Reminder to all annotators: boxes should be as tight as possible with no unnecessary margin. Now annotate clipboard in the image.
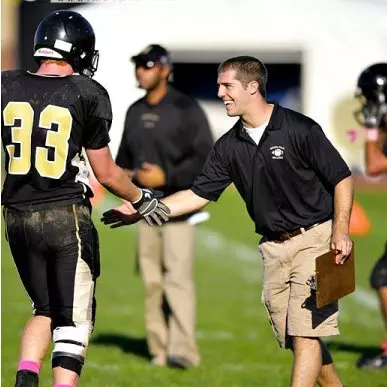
[315,246,355,309]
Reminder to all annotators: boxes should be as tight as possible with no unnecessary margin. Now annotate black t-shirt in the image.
[1,70,112,210]
[192,103,352,236]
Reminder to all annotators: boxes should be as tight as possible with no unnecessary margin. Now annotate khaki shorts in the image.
[259,220,339,348]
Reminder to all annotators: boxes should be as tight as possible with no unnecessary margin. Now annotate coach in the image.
[105,55,353,386]
[115,44,213,369]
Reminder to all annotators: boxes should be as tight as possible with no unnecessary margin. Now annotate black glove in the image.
[362,101,387,129]
[101,189,170,228]
[101,210,143,228]
[133,188,170,226]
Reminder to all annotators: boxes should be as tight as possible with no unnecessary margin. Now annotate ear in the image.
[248,80,259,95]
[161,66,171,80]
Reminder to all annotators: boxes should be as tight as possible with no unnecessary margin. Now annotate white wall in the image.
[77,0,387,171]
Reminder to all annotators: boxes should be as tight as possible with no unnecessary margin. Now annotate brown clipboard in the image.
[315,245,355,309]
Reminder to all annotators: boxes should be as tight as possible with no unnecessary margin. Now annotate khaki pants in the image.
[138,220,200,366]
[259,220,339,349]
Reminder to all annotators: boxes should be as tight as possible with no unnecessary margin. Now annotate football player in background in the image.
[354,63,387,370]
[1,10,169,387]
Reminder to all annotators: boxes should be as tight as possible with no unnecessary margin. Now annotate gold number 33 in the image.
[3,102,72,179]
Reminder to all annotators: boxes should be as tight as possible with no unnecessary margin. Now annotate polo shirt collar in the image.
[265,102,283,131]
[235,102,283,140]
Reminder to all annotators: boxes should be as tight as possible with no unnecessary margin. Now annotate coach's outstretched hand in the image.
[101,189,170,228]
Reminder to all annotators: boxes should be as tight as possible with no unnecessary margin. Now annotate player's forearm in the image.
[365,141,387,176]
[333,175,354,234]
[99,165,142,203]
[161,189,209,217]
[122,168,135,179]
[87,147,142,203]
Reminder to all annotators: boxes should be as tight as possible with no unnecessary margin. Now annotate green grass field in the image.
[2,189,387,386]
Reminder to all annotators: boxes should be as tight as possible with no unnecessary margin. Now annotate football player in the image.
[354,62,387,370]
[1,10,169,387]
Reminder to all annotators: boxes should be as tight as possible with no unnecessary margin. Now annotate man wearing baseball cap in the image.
[116,44,213,369]
[131,44,172,69]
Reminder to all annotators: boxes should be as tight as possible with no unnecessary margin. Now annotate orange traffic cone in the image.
[349,200,371,236]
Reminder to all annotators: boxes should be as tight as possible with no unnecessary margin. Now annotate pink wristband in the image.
[365,128,379,142]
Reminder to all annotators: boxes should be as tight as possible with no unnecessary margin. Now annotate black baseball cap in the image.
[131,44,172,69]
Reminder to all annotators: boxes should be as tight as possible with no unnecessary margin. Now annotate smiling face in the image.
[217,69,253,117]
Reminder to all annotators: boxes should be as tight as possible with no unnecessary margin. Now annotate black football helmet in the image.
[33,10,99,78]
[355,63,387,130]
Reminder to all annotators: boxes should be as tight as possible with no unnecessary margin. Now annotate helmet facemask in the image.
[75,49,99,78]
[354,87,387,130]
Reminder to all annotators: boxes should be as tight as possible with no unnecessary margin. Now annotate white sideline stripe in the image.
[95,204,378,312]
[197,228,259,264]
[350,288,379,309]
[196,227,379,311]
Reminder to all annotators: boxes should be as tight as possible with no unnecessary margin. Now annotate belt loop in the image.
[300,227,306,235]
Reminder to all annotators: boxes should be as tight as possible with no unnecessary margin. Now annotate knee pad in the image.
[370,254,387,289]
[52,324,92,375]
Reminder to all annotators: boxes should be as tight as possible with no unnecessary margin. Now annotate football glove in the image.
[133,188,170,225]
[101,189,170,228]
[101,209,143,228]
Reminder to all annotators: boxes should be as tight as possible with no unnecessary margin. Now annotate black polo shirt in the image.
[191,103,352,236]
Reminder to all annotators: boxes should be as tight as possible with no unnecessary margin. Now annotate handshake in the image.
[101,188,170,228]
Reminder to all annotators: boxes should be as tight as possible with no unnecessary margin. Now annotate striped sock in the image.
[17,360,41,374]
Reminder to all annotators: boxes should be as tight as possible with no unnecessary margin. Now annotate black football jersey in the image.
[1,70,112,210]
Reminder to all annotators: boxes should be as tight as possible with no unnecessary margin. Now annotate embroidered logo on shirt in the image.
[270,146,285,159]
[141,113,159,129]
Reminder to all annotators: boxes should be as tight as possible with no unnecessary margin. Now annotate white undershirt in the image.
[243,121,269,145]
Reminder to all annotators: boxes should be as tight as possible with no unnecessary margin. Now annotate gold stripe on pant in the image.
[138,220,200,366]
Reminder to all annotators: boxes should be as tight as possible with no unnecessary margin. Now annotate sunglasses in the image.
[135,61,160,70]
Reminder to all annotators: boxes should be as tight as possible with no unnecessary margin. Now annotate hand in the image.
[101,189,170,227]
[101,202,143,228]
[331,230,353,265]
[135,163,166,188]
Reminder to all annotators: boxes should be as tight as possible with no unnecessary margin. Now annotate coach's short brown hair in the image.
[218,56,268,98]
